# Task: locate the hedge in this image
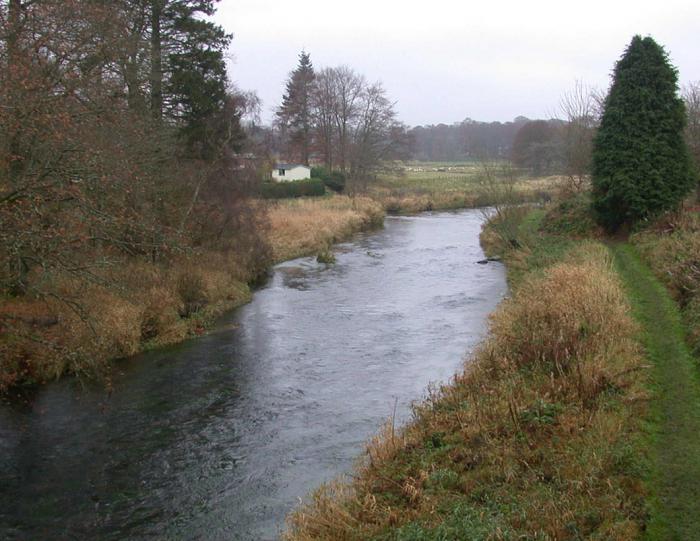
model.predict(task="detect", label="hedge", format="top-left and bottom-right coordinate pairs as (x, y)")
top-left (260, 179), bottom-right (326, 199)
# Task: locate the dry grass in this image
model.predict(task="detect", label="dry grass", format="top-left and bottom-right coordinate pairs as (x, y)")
top-left (0, 195), bottom-right (384, 392)
top-left (267, 195), bottom-right (384, 262)
top-left (284, 242), bottom-right (649, 540)
top-left (0, 250), bottom-right (254, 391)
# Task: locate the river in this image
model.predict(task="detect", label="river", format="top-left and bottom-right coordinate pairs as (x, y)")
top-left (0, 210), bottom-right (507, 540)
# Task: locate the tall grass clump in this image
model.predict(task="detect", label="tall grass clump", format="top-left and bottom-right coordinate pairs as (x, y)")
top-left (267, 195), bottom-right (384, 262)
top-left (284, 241), bottom-right (648, 540)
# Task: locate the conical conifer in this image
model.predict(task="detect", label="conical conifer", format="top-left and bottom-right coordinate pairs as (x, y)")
top-left (592, 35), bottom-right (696, 230)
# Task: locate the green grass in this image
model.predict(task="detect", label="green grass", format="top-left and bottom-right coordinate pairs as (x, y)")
top-left (611, 243), bottom-right (700, 541)
top-left (368, 162), bottom-right (562, 214)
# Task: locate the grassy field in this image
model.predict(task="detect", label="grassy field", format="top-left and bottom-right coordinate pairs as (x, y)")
top-left (368, 162), bottom-right (564, 213)
top-left (284, 211), bottom-right (651, 540)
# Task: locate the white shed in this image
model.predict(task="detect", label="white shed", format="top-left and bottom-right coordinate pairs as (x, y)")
top-left (272, 163), bottom-right (311, 182)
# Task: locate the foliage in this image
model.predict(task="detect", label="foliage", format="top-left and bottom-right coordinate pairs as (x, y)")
top-left (408, 118), bottom-right (528, 161)
top-left (511, 119), bottom-right (563, 175)
top-left (316, 247), bottom-right (336, 264)
top-left (267, 196), bottom-right (384, 262)
top-left (558, 81), bottom-right (602, 190)
top-left (682, 81), bottom-right (700, 181)
top-left (277, 51), bottom-right (315, 165)
top-left (0, 0), bottom-right (270, 389)
top-left (541, 191), bottom-right (602, 237)
top-left (592, 35), bottom-right (696, 230)
top-left (311, 167), bottom-right (346, 192)
top-left (261, 179), bottom-right (326, 199)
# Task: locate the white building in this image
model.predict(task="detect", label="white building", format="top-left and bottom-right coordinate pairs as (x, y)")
top-left (272, 163), bottom-right (311, 182)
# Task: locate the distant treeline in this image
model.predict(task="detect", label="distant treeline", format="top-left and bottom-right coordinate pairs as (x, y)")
top-left (408, 117), bottom-right (531, 162)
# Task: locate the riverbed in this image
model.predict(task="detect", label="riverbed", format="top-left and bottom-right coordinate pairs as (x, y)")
top-left (0, 210), bottom-right (507, 540)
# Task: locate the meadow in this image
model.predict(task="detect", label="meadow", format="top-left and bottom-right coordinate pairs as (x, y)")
top-left (368, 161), bottom-right (563, 213)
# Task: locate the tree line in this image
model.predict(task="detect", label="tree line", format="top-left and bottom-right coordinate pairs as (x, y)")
top-left (274, 51), bottom-right (411, 183)
top-left (0, 0), bottom-right (268, 304)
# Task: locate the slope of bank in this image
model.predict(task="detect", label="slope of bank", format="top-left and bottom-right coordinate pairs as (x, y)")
top-left (284, 216), bottom-right (650, 539)
top-left (611, 243), bottom-right (700, 540)
top-left (0, 195), bottom-right (384, 393)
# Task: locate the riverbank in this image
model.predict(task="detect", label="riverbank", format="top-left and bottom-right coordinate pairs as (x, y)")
top-left (0, 163), bottom-right (561, 393)
top-left (284, 210), bottom-right (652, 539)
top-left (0, 195), bottom-right (385, 393)
top-left (0, 209), bottom-right (507, 540)
top-left (268, 196), bottom-right (384, 262)
top-left (284, 199), bottom-right (700, 539)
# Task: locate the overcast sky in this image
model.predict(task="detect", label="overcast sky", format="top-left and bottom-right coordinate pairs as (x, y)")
top-left (215, 0), bottom-right (700, 127)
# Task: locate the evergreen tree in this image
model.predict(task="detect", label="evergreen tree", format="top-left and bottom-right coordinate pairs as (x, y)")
top-left (161, 1), bottom-right (232, 157)
top-left (592, 35), bottom-right (696, 230)
top-left (277, 51), bottom-right (315, 165)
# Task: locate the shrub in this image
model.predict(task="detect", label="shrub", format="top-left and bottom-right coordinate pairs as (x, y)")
top-left (322, 171), bottom-right (346, 193)
top-left (176, 270), bottom-right (208, 317)
top-left (310, 166), bottom-right (328, 179)
top-left (541, 191), bottom-right (602, 237)
top-left (310, 167), bottom-right (346, 193)
top-left (261, 179), bottom-right (326, 199)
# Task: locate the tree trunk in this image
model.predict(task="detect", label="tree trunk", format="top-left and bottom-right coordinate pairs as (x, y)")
top-left (6, 0), bottom-right (23, 184)
top-left (150, 0), bottom-right (163, 121)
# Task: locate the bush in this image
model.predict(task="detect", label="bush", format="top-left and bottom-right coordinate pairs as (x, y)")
top-left (177, 270), bottom-right (208, 317)
top-left (541, 191), bottom-right (602, 237)
top-left (310, 167), bottom-right (345, 193)
top-left (323, 171), bottom-right (346, 193)
top-left (261, 179), bottom-right (326, 199)
top-left (310, 166), bottom-right (328, 179)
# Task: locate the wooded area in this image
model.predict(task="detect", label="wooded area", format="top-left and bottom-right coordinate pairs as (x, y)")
top-left (0, 0), bottom-right (269, 388)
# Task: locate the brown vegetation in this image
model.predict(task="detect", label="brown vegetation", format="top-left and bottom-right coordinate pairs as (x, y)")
top-left (284, 242), bottom-right (648, 540)
top-left (267, 196), bottom-right (384, 262)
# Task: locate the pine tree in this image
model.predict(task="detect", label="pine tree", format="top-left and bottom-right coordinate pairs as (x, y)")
top-left (146, 0), bottom-right (231, 157)
top-left (592, 35), bottom-right (696, 230)
top-left (277, 51), bottom-right (315, 165)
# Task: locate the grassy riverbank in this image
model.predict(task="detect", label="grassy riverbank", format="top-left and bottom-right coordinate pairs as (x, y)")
top-left (284, 211), bottom-right (652, 539)
top-left (611, 243), bottom-right (700, 539)
top-left (0, 160), bottom-right (558, 393)
top-left (0, 194), bottom-right (385, 392)
top-left (268, 196), bottom-right (384, 262)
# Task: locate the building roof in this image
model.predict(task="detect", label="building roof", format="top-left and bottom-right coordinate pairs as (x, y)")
top-left (276, 163), bottom-right (310, 170)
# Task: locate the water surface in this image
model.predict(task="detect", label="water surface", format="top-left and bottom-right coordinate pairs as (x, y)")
top-left (0, 210), bottom-right (507, 540)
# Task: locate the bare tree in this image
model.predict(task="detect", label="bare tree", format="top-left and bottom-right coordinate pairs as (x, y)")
top-left (331, 66), bottom-right (364, 173)
top-left (348, 82), bottom-right (397, 191)
top-left (311, 67), bottom-right (337, 170)
top-left (476, 160), bottom-right (524, 250)
top-left (558, 81), bottom-right (601, 191)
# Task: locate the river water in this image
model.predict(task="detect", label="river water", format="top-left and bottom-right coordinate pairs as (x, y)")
top-left (0, 210), bottom-right (507, 540)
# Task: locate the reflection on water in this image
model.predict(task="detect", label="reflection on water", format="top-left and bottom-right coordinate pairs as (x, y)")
top-left (0, 210), bottom-right (507, 540)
